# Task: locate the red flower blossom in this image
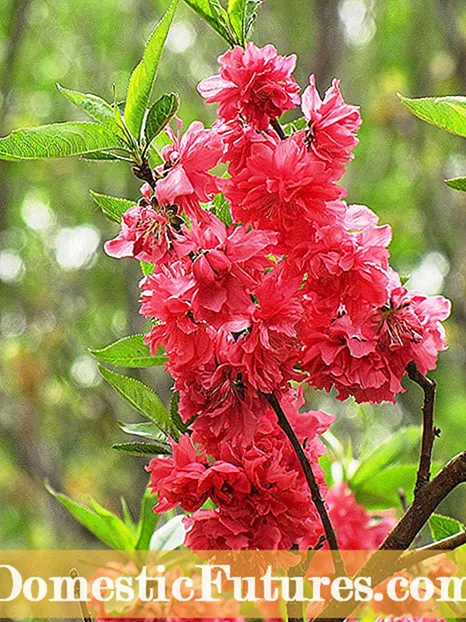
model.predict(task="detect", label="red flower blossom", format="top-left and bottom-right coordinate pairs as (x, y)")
top-left (155, 120), bottom-right (223, 221)
top-left (302, 74), bottom-right (361, 177)
top-left (146, 435), bottom-right (209, 512)
top-left (198, 43), bottom-right (300, 130)
top-left (224, 135), bottom-right (344, 250)
top-left (326, 482), bottom-right (396, 550)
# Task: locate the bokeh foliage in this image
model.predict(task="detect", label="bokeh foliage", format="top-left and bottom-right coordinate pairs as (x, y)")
top-left (1, 0), bottom-right (466, 547)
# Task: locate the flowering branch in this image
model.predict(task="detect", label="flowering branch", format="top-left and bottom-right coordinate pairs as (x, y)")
top-left (262, 392), bottom-right (346, 577)
top-left (312, 450), bottom-right (466, 621)
top-left (406, 360), bottom-right (439, 493)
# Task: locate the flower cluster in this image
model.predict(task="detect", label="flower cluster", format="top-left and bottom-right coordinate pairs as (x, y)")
top-left (105, 42), bottom-right (451, 551)
top-left (148, 391), bottom-right (333, 550)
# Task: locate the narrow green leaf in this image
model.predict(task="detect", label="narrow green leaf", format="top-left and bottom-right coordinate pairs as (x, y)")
top-left (144, 93), bottom-right (179, 146)
top-left (445, 176), bottom-right (466, 192)
top-left (136, 487), bottom-right (159, 550)
top-left (0, 122), bottom-right (124, 161)
top-left (150, 515), bottom-right (186, 550)
top-left (90, 190), bottom-right (134, 223)
top-left (169, 390), bottom-right (189, 433)
top-left (228, 0), bottom-right (261, 44)
top-left (46, 483), bottom-right (136, 550)
top-left (430, 514), bottom-right (466, 542)
top-left (212, 193), bottom-right (232, 226)
top-left (99, 365), bottom-right (177, 437)
top-left (183, 0), bottom-right (236, 46)
top-left (120, 497), bottom-right (136, 531)
top-left (125, 0), bottom-right (178, 139)
top-left (57, 84), bottom-right (123, 136)
top-left (112, 441), bottom-right (172, 456)
top-left (91, 334), bottom-right (166, 368)
top-left (398, 93), bottom-right (466, 138)
top-left (117, 420), bottom-right (168, 442)
top-left (350, 427), bottom-right (420, 488)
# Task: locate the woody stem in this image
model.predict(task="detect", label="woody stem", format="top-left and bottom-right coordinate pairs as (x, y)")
top-left (262, 391), bottom-right (346, 578)
top-left (406, 361), bottom-right (438, 494)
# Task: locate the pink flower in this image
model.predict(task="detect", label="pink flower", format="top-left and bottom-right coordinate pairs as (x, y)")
top-left (301, 283), bottom-right (451, 404)
top-left (146, 435), bottom-right (208, 512)
top-left (184, 396), bottom-right (333, 551)
top-left (301, 310), bottom-right (403, 404)
top-left (326, 483), bottom-right (396, 550)
top-left (198, 43), bottom-right (301, 130)
top-left (155, 120), bottom-right (223, 221)
top-left (297, 205), bottom-right (392, 318)
top-left (236, 267), bottom-right (304, 392)
top-left (104, 204), bottom-right (187, 265)
top-left (302, 74), bottom-right (361, 176)
top-left (215, 118), bottom-right (278, 175)
top-left (377, 285), bottom-right (451, 375)
top-left (176, 356), bottom-right (266, 451)
top-left (224, 135), bottom-right (344, 249)
top-left (185, 215), bottom-right (276, 327)
top-left (140, 263), bottom-right (214, 372)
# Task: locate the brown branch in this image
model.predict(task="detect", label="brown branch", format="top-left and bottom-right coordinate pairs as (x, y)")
top-left (396, 530), bottom-right (466, 571)
top-left (312, 451), bottom-right (466, 622)
top-left (406, 361), bottom-right (438, 494)
top-left (380, 450), bottom-right (466, 551)
top-left (262, 392), bottom-right (346, 578)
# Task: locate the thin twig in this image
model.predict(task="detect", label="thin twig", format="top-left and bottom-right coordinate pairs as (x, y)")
top-left (312, 451), bottom-right (466, 622)
top-left (270, 117), bottom-right (286, 140)
top-left (262, 392), bottom-right (346, 578)
top-left (131, 157), bottom-right (156, 189)
top-left (406, 361), bottom-right (438, 494)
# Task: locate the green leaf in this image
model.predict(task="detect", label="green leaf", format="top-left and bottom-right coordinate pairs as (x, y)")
top-left (169, 390), bottom-right (190, 433)
top-left (112, 441), bottom-right (172, 456)
top-left (90, 190), bottom-right (134, 223)
top-left (0, 122), bottom-right (124, 161)
top-left (91, 334), bottom-right (166, 368)
top-left (353, 464), bottom-right (418, 510)
top-left (136, 487), bottom-right (159, 550)
top-left (140, 260), bottom-right (155, 276)
top-left (445, 176), bottom-right (466, 192)
top-left (117, 420), bottom-right (168, 442)
top-left (57, 84), bottom-right (123, 136)
top-left (318, 452), bottom-right (334, 489)
top-left (183, 0), bottom-right (236, 46)
top-left (430, 514), bottom-right (466, 542)
top-left (125, 0), bottom-right (178, 139)
top-left (81, 151), bottom-right (125, 161)
top-left (398, 93), bottom-right (466, 138)
top-left (228, 0), bottom-right (261, 45)
top-left (120, 497), bottom-right (136, 531)
top-left (350, 426), bottom-right (420, 488)
top-left (212, 193), bottom-right (232, 226)
top-left (150, 515), bottom-right (186, 550)
top-left (144, 92), bottom-right (179, 147)
top-left (353, 462), bottom-right (440, 510)
top-left (46, 483), bottom-right (136, 550)
top-left (99, 365), bottom-right (177, 438)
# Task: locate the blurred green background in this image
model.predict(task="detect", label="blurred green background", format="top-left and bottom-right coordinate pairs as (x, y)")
top-left (1, 0), bottom-right (466, 548)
